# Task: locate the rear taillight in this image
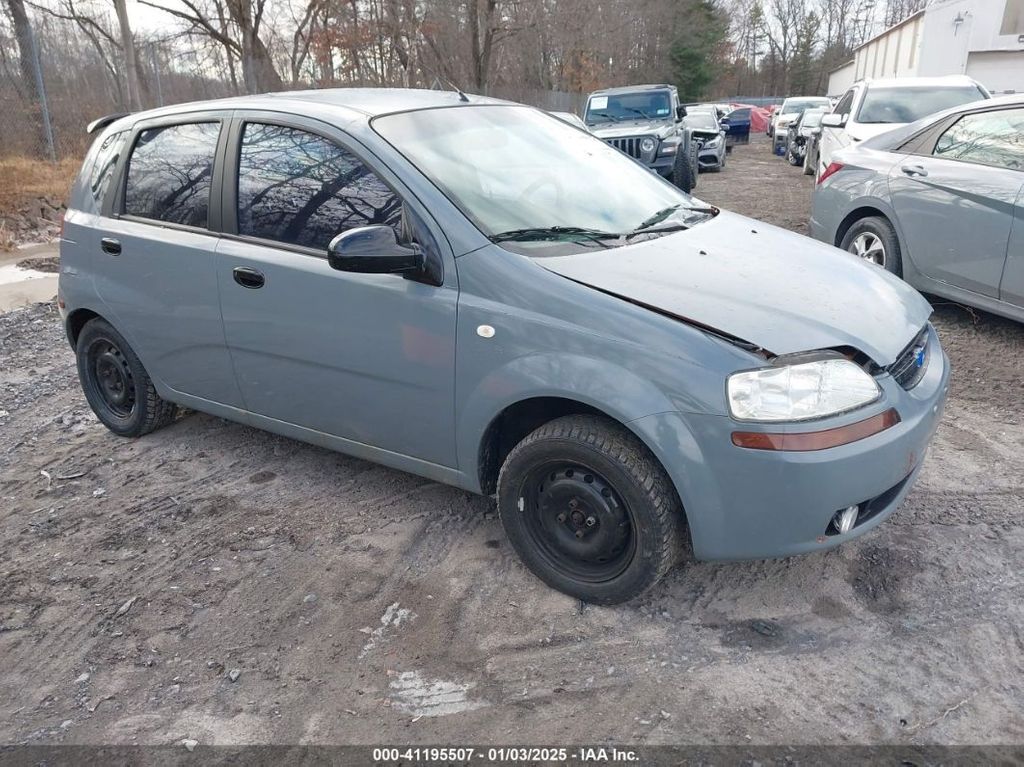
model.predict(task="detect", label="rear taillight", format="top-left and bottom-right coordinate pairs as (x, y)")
top-left (817, 162), bottom-right (844, 185)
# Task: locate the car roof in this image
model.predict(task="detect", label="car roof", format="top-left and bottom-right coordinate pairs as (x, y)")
top-left (588, 84), bottom-right (674, 96)
top-left (859, 75), bottom-right (982, 90)
top-left (100, 87), bottom-right (514, 132)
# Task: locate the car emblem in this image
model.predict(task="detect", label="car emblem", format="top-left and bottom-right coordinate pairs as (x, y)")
top-left (913, 345), bottom-right (926, 368)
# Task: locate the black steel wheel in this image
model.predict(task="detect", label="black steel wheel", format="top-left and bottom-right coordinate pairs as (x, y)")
top-left (518, 461), bottom-right (636, 584)
top-left (498, 415), bottom-right (685, 604)
top-left (76, 317), bottom-right (178, 437)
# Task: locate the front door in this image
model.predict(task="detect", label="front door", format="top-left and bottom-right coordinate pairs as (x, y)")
top-left (888, 106), bottom-right (1024, 298)
top-left (216, 118), bottom-right (458, 467)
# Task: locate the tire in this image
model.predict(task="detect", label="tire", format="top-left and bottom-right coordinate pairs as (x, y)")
top-left (497, 415), bottom-right (685, 604)
top-left (76, 318), bottom-right (178, 437)
top-left (839, 216), bottom-right (903, 277)
top-left (688, 142), bottom-right (699, 190)
top-left (803, 147), bottom-right (815, 175)
top-left (787, 143), bottom-right (801, 166)
top-left (670, 144), bottom-right (694, 193)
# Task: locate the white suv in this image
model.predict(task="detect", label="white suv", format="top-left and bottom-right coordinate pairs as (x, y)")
top-left (818, 75), bottom-right (989, 177)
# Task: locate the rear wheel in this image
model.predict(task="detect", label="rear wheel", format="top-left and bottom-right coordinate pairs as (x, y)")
top-left (840, 216), bottom-right (903, 276)
top-left (497, 415), bottom-right (685, 604)
top-left (76, 318), bottom-right (178, 437)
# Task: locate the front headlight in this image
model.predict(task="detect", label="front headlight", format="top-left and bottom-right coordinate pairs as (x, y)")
top-left (640, 137), bottom-right (656, 154)
top-left (727, 359), bottom-right (880, 422)
top-left (705, 136), bottom-right (721, 148)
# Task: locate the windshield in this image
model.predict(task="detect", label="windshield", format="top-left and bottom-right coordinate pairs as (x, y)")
top-left (800, 110), bottom-right (825, 128)
top-left (782, 98), bottom-right (829, 115)
top-left (584, 91), bottom-right (672, 124)
top-left (857, 85), bottom-right (987, 124)
top-left (685, 112), bottom-right (720, 131)
top-left (373, 105), bottom-right (703, 245)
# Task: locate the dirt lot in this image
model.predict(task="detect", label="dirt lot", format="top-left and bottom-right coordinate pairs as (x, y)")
top-left (1, 135), bottom-right (1023, 747)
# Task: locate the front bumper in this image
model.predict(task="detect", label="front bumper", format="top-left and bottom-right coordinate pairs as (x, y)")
top-left (629, 325), bottom-right (950, 561)
top-left (697, 145), bottom-right (723, 168)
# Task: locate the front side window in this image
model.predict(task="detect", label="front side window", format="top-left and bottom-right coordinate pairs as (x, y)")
top-left (856, 86), bottom-right (986, 124)
top-left (934, 108), bottom-right (1024, 170)
top-left (585, 91), bottom-right (673, 124)
top-left (124, 122), bottom-right (220, 227)
top-left (833, 90), bottom-right (855, 117)
top-left (237, 123), bottom-right (401, 250)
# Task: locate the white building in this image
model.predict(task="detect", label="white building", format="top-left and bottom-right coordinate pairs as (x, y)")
top-left (827, 0), bottom-right (1024, 96)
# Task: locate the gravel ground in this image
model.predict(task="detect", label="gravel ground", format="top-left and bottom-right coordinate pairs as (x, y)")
top-left (1, 135), bottom-right (1022, 747)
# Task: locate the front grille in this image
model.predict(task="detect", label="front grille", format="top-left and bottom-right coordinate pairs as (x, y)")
top-left (605, 136), bottom-right (644, 159)
top-left (888, 326), bottom-right (929, 389)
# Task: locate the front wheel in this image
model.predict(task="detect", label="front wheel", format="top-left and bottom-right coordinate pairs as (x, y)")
top-left (803, 147), bottom-right (815, 175)
top-left (497, 415), bottom-right (685, 604)
top-left (76, 318), bottom-right (178, 437)
top-left (670, 145), bottom-right (694, 193)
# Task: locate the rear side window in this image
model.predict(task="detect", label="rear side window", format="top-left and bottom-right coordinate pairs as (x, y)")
top-left (123, 122), bottom-right (220, 227)
top-left (236, 123), bottom-right (402, 250)
top-left (934, 108), bottom-right (1024, 170)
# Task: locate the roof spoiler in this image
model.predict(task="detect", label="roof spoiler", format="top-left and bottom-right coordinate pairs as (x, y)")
top-left (86, 112), bottom-right (131, 135)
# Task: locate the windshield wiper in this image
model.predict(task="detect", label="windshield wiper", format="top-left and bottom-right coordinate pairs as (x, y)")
top-left (626, 204), bottom-right (719, 239)
top-left (490, 226), bottom-right (620, 246)
top-left (624, 107), bottom-right (653, 119)
top-left (588, 111), bottom-right (621, 122)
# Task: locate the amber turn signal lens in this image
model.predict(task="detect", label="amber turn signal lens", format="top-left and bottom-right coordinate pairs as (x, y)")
top-left (732, 408), bottom-right (900, 451)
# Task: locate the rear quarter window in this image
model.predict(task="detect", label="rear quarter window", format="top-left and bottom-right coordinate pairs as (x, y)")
top-left (123, 122), bottom-right (220, 228)
top-left (72, 129), bottom-right (128, 215)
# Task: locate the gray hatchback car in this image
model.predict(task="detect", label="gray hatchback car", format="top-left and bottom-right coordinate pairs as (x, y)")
top-left (60, 89), bottom-right (949, 604)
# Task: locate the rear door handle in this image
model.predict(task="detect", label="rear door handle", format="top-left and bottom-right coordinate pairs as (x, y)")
top-left (100, 237), bottom-right (121, 255)
top-left (901, 164), bottom-right (928, 178)
top-left (232, 266), bottom-right (265, 289)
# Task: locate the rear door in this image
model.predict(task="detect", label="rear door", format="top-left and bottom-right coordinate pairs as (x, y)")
top-left (888, 105), bottom-right (1024, 298)
top-left (95, 114), bottom-right (244, 407)
top-left (215, 114), bottom-right (458, 466)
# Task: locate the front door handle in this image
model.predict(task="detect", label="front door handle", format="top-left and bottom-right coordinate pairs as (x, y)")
top-left (901, 164), bottom-right (928, 178)
top-left (232, 266), bottom-right (265, 289)
top-left (100, 237), bottom-right (121, 255)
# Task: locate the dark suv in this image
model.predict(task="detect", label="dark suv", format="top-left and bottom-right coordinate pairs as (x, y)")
top-left (584, 84), bottom-right (698, 193)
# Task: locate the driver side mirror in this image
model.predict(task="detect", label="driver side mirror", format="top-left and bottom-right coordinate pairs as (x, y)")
top-left (821, 113), bottom-right (847, 129)
top-left (327, 225), bottom-right (423, 275)
top-left (676, 105), bottom-right (687, 120)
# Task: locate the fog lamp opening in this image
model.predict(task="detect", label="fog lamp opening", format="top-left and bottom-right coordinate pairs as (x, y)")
top-left (830, 505), bottom-right (859, 535)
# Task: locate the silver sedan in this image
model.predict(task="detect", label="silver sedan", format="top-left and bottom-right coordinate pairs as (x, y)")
top-left (810, 94), bottom-right (1024, 324)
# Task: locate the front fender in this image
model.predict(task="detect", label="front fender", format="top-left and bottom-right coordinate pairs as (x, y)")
top-left (455, 352), bottom-right (677, 492)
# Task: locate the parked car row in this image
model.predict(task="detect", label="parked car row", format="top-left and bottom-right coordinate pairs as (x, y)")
top-left (769, 76), bottom-right (1021, 324)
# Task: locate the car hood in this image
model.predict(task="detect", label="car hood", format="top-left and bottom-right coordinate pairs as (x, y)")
top-left (590, 121), bottom-right (675, 140)
top-left (538, 211), bottom-right (932, 365)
